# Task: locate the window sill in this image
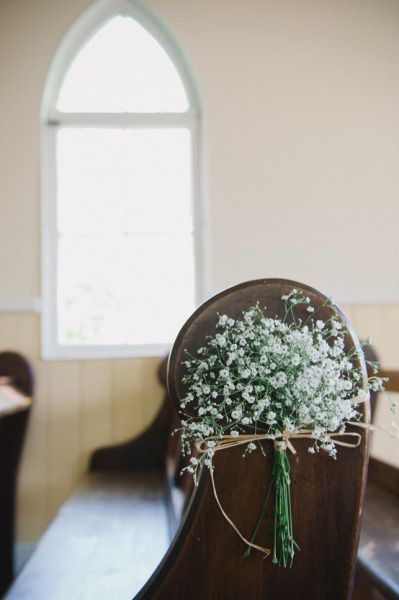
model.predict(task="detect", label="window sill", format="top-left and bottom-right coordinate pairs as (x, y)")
top-left (40, 343), bottom-right (171, 361)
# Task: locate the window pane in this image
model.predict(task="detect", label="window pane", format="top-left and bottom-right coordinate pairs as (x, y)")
top-left (58, 236), bottom-right (126, 345)
top-left (57, 128), bottom-right (193, 235)
top-left (57, 16), bottom-right (189, 113)
top-left (124, 234), bottom-right (196, 345)
top-left (58, 234), bottom-right (196, 346)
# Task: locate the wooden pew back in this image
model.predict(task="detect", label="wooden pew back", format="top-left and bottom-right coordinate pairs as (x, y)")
top-left (137, 279), bottom-right (370, 600)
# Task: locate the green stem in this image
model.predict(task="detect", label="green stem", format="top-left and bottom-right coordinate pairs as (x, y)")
top-left (272, 447), bottom-right (296, 567)
top-left (243, 475), bottom-right (273, 557)
top-left (244, 446), bottom-right (298, 567)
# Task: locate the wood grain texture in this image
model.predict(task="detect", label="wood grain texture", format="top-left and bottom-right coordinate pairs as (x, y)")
top-left (82, 361), bottom-right (113, 465)
top-left (89, 357), bottom-right (173, 471)
top-left (48, 361), bottom-right (82, 519)
top-left (6, 472), bottom-right (170, 600)
top-left (139, 279), bottom-right (370, 600)
top-left (358, 481), bottom-right (399, 599)
top-left (0, 312), bottom-right (165, 543)
top-left (354, 382), bottom-right (399, 600)
top-left (112, 359), bottom-right (146, 443)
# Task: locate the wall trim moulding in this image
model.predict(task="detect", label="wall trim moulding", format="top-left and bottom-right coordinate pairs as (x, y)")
top-left (0, 298), bottom-right (42, 314)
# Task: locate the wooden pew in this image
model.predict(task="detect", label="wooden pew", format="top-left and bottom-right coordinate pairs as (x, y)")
top-left (136, 279), bottom-right (371, 599)
top-left (6, 283), bottom-right (398, 599)
top-left (0, 352), bottom-right (33, 597)
top-left (354, 371), bottom-right (399, 600)
top-left (5, 356), bottom-right (191, 599)
top-left (88, 355), bottom-right (193, 538)
top-left (89, 357), bottom-right (174, 473)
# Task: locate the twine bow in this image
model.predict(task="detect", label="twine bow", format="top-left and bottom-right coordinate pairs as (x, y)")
top-left (196, 427), bottom-right (363, 557)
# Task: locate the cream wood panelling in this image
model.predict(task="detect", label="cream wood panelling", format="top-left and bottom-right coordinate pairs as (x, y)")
top-left (81, 360), bottom-right (113, 465)
top-left (351, 304), bottom-right (399, 368)
top-left (1, 305), bottom-right (398, 543)
top-left (0, 313), bottom-right (164, 542)
top-left (47, 361), bottom-right (82, 518)
top-left (349, 304), bottom-right (399, 470)
top-left (16, 360), bottom-right (50, 540)
top-left (369, 392), bottom-right (399, 470)
top-left (112, 359), bottom-right (145, 443)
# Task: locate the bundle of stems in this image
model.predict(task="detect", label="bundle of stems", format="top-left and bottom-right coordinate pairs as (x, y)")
top-left (245, 445), bottom-right (298, 567)
top-left (272, 447), bottom-right (297, 567)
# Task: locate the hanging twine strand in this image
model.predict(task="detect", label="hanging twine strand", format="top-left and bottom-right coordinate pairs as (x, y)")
top-left (196, 426), bottom-right (365, 557)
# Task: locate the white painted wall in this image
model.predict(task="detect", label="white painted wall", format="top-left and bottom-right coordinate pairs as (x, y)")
top-left (1, 0), bottom-right (399, 304)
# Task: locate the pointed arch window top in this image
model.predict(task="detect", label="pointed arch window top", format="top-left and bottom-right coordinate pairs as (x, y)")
top-left (56, 15), bottom-right (189, 114)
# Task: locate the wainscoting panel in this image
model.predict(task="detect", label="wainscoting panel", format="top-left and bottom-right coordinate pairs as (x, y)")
top-left (0, 313), bottom-right (164, 542)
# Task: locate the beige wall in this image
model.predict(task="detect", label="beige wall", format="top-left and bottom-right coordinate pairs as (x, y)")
top-left (0, 0), bottom-right (398, 542)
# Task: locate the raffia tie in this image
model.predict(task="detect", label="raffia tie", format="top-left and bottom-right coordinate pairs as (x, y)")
top-left (196, 427), bottom-right (364, 557)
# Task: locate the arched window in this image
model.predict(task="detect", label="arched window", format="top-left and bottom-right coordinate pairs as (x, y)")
top-left (41, 0), bottom-right (204, 359)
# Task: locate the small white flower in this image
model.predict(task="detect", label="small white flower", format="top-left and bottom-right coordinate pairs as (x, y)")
top-left (215, 333), bottom-right (227, 347)
top-left (232, 408), bottom-right (242, 420)
top-left (218, 314), bottom-right (228, 327)
top-left (292, 354), bottom-right (301, 366)
top-left (240, 368), bottom-right (251, 379)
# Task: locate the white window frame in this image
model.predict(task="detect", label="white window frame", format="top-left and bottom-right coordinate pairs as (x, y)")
top-left (41, 0), bottom-right (208, 360)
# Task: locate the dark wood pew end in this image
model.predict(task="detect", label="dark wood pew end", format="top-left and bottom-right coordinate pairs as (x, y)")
top-left (354, 458), bottom-right (399, 600)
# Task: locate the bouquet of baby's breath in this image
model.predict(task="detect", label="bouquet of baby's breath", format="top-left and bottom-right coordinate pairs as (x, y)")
top-left (178, 289), bottom-right (389, 567)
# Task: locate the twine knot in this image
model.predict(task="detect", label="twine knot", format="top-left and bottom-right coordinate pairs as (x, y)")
top-left (274, 439), bottom-right (288, 451)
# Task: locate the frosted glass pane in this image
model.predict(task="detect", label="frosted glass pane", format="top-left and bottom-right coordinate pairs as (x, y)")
top-left (57, 16), bottom-right (189, 113)
top-left (57, 234), bottom-right (196, 346)
top-left (58, 236), bottom-right (126, 345)
top-left (124, 234), bottom-right (196, 345)
top-left (57, 128), bottom-right (193, 235)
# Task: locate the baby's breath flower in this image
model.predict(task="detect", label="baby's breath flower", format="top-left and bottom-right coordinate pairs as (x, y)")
top-left (179, 298), bottom-right (386, 476)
